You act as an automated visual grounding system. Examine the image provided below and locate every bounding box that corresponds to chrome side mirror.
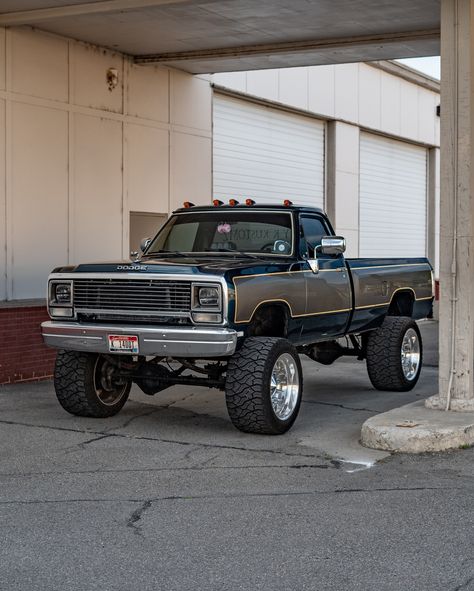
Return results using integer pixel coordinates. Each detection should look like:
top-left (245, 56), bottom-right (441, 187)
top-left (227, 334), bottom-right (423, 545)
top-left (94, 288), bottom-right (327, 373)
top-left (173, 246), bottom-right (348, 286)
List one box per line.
top-left (140, 237), bottom-right (152, 253)
top-left (320, 236), bottom-right (346, 256)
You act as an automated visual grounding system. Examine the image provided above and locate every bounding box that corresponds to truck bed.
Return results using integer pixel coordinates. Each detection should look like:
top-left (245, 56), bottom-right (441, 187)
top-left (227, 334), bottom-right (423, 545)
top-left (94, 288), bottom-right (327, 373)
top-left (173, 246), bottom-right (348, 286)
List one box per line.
top-left (345, 257), bottom-right (433, 333)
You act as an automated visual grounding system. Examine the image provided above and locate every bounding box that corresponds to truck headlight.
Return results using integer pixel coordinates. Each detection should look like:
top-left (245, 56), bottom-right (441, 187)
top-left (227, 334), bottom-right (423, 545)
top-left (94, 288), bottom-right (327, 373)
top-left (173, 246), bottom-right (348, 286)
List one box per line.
top-left (198, 286), bottom-right (220, 307)
top-left (192, 283), bottom-right (222, 323)
top-left (49, 280), bottom-right (73, 307)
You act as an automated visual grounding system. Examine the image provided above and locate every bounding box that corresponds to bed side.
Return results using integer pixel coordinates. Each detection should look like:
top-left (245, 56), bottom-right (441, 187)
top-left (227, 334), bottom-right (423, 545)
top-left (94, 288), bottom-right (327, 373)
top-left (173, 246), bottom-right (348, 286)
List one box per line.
top-left (345, 258), bottom-right (434, 333)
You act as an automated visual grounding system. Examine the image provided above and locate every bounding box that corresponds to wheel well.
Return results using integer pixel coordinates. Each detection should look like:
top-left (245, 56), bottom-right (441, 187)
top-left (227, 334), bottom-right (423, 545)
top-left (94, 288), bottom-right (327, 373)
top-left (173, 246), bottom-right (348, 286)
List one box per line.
top-left (248, 303), bottom-right (289, 338)
top-left (388, 290), bottom-right (415, 317)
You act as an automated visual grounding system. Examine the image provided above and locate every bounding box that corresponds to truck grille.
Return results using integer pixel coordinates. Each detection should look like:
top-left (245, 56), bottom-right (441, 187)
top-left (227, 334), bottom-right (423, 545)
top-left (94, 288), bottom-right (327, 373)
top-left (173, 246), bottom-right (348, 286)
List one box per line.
top-left (73, 279), bottom-right (192, 316)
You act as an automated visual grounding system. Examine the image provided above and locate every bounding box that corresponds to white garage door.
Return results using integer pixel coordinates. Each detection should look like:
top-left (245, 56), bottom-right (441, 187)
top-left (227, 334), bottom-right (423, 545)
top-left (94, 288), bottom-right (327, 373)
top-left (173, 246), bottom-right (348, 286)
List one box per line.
top-left (359, 133), bottom-right (427, 258)
top-left (213, 94), bottom-right (325, 208)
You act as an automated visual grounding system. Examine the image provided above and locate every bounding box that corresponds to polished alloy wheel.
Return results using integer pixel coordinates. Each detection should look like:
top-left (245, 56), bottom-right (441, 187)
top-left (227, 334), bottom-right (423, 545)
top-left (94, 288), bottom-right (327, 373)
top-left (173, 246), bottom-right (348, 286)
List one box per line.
top-left (401, 328), bottom-right (421, 381)
top-left (93, 356), bottom-right (129, 406)
top-left (270, 353), bottom-right (300, 420)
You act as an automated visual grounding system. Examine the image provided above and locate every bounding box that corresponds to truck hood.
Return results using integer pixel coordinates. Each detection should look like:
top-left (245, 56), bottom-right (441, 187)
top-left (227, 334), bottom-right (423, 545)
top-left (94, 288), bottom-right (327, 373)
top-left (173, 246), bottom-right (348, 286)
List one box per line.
top-left (51, 255), bottom-right (297, 278)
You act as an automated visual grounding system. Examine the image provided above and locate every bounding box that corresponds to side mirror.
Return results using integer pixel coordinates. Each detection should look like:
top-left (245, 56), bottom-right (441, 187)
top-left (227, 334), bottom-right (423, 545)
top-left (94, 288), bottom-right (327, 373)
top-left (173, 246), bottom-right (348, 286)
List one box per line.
top-left (140, 237), bottom-right (152, 253)
top-left (320, 236), bottom-right (346, 256)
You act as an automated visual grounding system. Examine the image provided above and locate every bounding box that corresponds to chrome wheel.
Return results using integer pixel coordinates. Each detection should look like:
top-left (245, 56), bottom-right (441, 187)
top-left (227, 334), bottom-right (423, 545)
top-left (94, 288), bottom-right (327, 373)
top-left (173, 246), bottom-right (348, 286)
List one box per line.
top-left (270, 353), bottom-right (300, 421)
top-left (401, 328), bottom-right (421, 381)
top-left (93, 356), bottom-right (129, 406)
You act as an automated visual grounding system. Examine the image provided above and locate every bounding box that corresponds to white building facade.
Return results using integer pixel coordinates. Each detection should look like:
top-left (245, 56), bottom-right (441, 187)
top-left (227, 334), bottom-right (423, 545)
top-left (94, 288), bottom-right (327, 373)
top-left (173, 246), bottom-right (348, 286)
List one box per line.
top-left (212, 63), bottom-right (440, 266)
top-left (0, 26), bottom-right (439, 383)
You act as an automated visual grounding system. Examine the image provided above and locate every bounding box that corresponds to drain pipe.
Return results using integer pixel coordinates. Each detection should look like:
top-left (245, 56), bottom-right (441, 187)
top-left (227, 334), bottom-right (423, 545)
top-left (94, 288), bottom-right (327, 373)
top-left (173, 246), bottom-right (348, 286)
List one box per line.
top-left (445, 3), bottom-right (459, 412)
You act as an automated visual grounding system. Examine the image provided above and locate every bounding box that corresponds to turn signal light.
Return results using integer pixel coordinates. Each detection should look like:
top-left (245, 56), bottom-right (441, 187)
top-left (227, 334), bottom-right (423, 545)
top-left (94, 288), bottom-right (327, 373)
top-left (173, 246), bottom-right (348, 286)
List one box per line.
top-left (245, 199), bottom-right (255, 206)
top-left (229, 199), bottom-right (239, 207)
top-left (183, 201), bottom-right (195, 208)
top-left (213, 199), bottom-right (223, 207)
top-left (283, 199), bottom-right (293, 206)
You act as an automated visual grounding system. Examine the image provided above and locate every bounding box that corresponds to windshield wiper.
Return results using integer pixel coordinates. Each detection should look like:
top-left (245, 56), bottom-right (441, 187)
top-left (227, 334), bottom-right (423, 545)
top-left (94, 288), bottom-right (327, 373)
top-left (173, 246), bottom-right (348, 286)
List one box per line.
top-left (204, 248), bottom-right (259, 259)
top-left (144, 250), bottom-right (190, 257)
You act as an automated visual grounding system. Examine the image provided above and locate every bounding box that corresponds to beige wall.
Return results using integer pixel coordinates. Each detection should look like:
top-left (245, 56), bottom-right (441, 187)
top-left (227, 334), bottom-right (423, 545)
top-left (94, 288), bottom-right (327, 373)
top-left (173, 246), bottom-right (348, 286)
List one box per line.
top-left (0, 27), bottom-right (212, 300)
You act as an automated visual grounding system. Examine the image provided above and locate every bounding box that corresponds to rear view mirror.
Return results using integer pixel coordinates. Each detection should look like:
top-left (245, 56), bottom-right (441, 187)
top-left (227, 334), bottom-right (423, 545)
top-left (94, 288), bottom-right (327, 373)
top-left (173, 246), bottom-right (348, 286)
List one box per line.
top-left (320, 236), bottom-right (346, 256)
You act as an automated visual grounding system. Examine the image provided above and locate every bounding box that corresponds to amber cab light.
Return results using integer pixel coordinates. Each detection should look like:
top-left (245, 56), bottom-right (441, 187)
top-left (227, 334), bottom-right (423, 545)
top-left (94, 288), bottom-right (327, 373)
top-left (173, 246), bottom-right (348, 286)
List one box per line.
top-left (283, 199), bottom-right (293, 206)
top-left (183, 201), bottom-right (195, 208)
top-left (245, 199), bottom-right (256, 206)
top-left (213, 199), bottom-right (223, 207)
top-left (229, 199), bottom-right (239, 207)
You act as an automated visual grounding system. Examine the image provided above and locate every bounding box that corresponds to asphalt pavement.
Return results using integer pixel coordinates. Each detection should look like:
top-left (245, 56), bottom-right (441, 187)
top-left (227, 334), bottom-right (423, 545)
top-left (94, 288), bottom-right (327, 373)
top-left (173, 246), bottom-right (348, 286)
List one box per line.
top-left (1, 320), bottom-right (473, 591)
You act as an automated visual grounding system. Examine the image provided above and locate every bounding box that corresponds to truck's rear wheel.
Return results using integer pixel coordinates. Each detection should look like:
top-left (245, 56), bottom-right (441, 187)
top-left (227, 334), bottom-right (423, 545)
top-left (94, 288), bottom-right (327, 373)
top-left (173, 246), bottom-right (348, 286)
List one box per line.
top-left (225, 337), bottom-right (302, 434)
top-left (366, 317), bottom-right (422, 391)
top-left (54, 351), bottom-right (131, 417)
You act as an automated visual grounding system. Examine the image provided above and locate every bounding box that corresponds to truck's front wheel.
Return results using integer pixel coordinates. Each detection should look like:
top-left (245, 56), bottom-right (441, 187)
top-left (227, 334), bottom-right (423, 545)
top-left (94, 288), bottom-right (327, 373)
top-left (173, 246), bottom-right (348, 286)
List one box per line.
top-left (54, 351), bottom-right (131, 417)
top-left (225, 337), bottom-right (302, 434)
top-left (366, 316), bottom-right (422, 391)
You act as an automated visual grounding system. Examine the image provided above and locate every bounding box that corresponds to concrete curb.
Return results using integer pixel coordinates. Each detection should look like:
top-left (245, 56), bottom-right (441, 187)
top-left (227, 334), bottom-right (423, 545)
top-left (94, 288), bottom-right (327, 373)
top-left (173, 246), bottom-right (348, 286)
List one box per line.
top-left (361, 400), bottom-right (474, 453)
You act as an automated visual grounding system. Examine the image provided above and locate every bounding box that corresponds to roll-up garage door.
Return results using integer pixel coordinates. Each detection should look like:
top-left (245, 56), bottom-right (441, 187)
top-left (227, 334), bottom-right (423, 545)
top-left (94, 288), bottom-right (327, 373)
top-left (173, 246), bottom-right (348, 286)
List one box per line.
top-left (213, 94), bottom-right (325, 208)
top-left (359, 133), bottom-right (427, 258)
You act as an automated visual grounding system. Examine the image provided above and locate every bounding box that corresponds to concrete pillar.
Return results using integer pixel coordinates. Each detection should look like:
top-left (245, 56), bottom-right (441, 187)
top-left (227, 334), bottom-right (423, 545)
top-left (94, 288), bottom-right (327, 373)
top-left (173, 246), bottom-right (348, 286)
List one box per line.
top-left (326, 121), bottom-right (360, 257)
top-left (426, 0), bottom-right (474, 411)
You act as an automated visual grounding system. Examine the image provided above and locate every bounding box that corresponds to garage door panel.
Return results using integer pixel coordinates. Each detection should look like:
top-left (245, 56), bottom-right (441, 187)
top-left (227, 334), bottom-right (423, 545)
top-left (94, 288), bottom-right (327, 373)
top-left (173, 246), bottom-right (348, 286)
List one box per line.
top-left (213, 94), bottom-right (325, 208)
top-left (359, 133), bottom-right (427, 258)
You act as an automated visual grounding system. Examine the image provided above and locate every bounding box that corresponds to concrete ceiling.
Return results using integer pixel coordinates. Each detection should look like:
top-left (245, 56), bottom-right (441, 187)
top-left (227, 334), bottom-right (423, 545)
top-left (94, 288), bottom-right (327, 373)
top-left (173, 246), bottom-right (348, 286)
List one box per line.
top-left (0, 0), bottom-right (440, 73)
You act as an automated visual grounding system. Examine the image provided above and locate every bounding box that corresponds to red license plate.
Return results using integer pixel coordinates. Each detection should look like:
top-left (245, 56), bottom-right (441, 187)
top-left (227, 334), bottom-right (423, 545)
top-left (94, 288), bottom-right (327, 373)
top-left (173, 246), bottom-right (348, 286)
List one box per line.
top-left (108, 335), bottom-right (139, 354)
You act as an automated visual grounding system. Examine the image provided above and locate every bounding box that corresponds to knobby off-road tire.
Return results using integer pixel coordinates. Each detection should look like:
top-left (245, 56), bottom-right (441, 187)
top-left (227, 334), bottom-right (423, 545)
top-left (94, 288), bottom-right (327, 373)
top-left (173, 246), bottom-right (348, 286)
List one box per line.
top-left (54, 350), bottom-right (131, 417)
top-left (225, 337), bottom-right (303, 435)
top-left (366, 316), bottom-right (422, 392)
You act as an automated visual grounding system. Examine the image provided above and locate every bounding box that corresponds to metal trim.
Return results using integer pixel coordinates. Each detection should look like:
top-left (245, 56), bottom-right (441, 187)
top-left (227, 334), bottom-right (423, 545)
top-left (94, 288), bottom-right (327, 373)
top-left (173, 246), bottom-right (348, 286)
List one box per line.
top-left (47, 273), bottom-right (229, 326)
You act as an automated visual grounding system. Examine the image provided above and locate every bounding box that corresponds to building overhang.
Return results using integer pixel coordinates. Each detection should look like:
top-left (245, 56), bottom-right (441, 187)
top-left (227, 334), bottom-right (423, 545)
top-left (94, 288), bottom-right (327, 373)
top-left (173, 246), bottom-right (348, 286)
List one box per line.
top-left (0, 0), bottom-right (440, 73)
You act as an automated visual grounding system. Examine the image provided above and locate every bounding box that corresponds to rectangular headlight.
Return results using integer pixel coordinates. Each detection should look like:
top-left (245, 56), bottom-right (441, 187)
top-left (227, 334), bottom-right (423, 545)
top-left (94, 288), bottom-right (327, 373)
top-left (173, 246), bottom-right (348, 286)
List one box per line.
top-left (49, 280), bottom-right (73, 307)
top-left (192, 283), bottom-right (222, 311)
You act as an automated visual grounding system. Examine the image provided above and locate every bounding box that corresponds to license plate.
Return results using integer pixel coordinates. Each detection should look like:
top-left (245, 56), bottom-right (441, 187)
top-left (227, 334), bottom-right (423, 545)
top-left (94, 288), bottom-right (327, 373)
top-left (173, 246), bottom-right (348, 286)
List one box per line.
top-left (108, 335), bottom-right (139, 354)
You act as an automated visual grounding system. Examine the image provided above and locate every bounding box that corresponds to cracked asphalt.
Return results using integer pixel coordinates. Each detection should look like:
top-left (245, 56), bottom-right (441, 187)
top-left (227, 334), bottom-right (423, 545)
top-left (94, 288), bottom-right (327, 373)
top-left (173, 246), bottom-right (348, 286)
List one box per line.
top-left (1, 321), bottom-right (474, 591)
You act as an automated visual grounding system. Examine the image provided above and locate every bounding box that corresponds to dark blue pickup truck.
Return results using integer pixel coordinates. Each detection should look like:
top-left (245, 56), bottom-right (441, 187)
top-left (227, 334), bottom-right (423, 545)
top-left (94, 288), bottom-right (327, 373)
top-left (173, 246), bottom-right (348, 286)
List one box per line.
top-left (42, 202), bottom-right (434, 434)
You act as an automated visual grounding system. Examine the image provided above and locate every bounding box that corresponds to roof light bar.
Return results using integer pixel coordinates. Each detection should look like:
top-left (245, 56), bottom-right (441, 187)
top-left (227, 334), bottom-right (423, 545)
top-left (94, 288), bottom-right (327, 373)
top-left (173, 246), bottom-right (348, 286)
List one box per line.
top-left (229, 199), bottom-right (239, 207)
top-left (183, 201), bottom-right (195, 208)
top-left (283, 199), bottom-right (293, 207)
top-left (245, 199), bottom-right (256, 206)
top-left (213, 199), bottom-right (224, 207)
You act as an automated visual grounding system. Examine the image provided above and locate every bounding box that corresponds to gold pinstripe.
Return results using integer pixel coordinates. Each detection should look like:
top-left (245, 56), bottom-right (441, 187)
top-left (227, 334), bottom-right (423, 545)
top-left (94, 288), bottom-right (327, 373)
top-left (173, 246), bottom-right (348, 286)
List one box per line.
top-left (232, 279), bottom-right (433, 324)
top-left (349, 263), bottom-right (430, 271)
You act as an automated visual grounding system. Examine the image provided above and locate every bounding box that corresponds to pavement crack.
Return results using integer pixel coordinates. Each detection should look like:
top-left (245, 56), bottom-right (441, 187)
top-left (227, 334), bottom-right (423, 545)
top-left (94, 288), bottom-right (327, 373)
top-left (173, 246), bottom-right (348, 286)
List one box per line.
top-left (0, 462), bottom-right (331, 479)
top-left (78, 434), bottom-right (113, 448)
top-left (303, 400), bottom-right (381, 413)
top-left (0, 418), bottom-right (325, 460)
top-left (127, 500), bottom-right (153, 536)
top-left (0, 485), bottom-right (462, 507)
top-left (117, 408), bottom-right (159, 429)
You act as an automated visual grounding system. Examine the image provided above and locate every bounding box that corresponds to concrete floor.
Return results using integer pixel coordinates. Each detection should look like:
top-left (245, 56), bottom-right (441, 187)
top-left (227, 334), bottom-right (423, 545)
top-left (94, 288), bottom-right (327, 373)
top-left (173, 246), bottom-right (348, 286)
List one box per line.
top-left (2, 320), bottom-right (474, 591)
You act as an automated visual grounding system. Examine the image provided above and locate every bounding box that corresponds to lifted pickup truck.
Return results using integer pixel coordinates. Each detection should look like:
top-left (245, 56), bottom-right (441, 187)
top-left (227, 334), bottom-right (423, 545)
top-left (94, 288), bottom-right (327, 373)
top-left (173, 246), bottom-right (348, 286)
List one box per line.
top-left (42, 202), bottom-right (434, 434)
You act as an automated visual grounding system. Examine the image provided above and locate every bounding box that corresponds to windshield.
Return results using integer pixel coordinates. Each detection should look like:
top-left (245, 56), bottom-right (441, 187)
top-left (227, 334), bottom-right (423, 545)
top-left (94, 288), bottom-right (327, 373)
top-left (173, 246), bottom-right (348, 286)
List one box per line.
top-left (146, 210), bottom-right (294, 256)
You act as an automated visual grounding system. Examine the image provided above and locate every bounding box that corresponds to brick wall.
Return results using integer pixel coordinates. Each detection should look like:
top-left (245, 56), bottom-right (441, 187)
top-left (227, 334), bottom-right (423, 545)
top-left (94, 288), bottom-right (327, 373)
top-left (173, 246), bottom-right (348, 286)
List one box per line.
top-left (0, 306), bottom-right (56, 384)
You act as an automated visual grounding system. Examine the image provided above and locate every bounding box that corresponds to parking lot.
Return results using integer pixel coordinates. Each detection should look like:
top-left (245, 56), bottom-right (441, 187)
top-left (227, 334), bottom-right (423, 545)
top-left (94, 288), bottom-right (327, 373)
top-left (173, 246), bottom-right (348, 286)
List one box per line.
top-left (1, 320), bottom-right (474, 591)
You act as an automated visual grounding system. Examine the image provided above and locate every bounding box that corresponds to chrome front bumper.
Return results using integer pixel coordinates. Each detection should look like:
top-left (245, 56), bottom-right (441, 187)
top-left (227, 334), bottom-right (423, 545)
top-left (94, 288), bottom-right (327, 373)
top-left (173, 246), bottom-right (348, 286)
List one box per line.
top-left (41, 321), bottom-right (238, 358)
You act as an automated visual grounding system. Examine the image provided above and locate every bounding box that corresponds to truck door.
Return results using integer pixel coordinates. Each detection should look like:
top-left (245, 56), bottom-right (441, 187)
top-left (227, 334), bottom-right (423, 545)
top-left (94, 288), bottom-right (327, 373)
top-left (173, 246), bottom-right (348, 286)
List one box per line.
top-left (300, 214), bottom-right (352, 341)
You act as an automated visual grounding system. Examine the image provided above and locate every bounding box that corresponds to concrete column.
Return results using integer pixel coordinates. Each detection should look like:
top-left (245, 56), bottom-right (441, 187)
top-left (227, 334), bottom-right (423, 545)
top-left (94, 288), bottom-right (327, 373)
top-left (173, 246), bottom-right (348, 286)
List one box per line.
top-left (326, 121), bottom-right (360, 257)
top-left (426, 0), bottom-right (474, 411)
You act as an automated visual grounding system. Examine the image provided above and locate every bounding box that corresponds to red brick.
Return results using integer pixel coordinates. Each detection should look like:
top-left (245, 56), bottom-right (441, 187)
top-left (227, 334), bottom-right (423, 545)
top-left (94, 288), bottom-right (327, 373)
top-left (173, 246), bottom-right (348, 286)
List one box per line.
top-left (0, 305), bottom-right (55, 384)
